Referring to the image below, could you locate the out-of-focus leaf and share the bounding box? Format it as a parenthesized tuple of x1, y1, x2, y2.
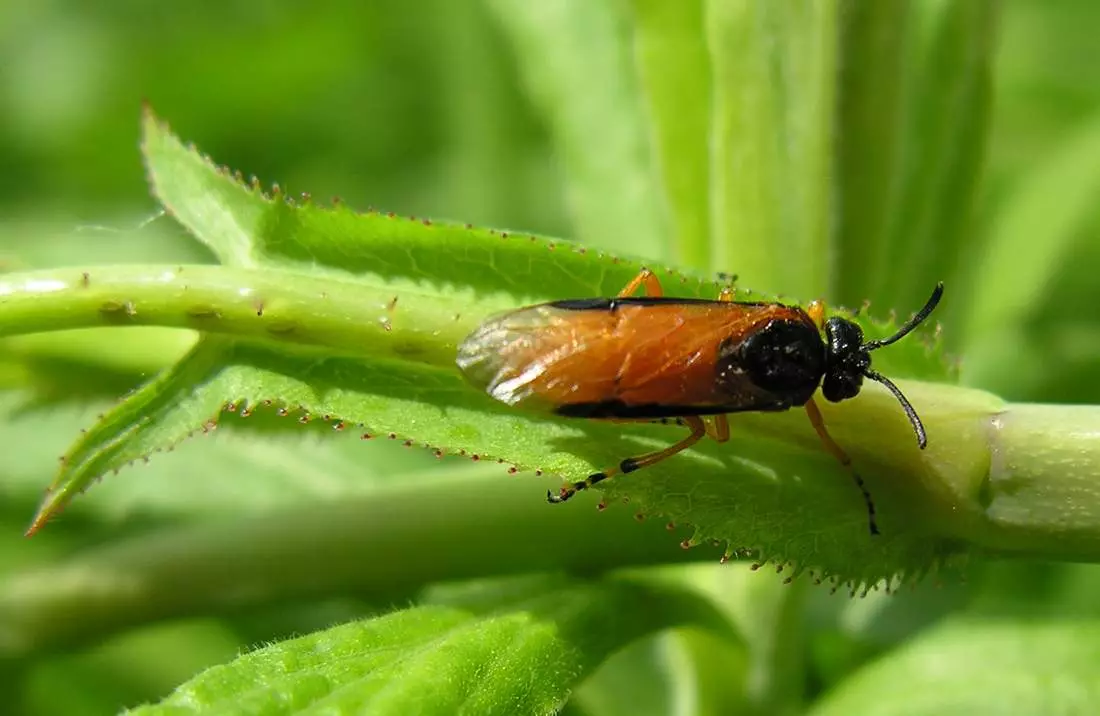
(627, 0, 710, 270)
(833, 1, 909, 306)
(25, 620, 240, 716)
(962, 114, 1100, 395)
(810, 617, 1100, 716)
(563, 635, 678, 716)
(706, 0, 838, 298)
(483, 0, 669, 259)
(875, 0, 996, 313)
(1, 328, 195, 397)
(0, 214, 212, 269)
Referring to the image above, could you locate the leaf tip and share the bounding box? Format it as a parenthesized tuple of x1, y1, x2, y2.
(140, 101, 169, 144)
(25, 491, 64, 537)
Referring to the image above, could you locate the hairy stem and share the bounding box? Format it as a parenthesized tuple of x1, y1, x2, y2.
(0, 265, 471, 368)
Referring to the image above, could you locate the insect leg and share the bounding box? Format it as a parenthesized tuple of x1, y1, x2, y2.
(707, 414, 730, 442)
(715, 269, 739, 301)
(806, 300, 826, 329)
(617, 268, 664, 298)
(803, 398, 879, 536)
(547, 416, 707, 504)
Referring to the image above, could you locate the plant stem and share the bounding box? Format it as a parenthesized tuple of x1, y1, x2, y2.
(0, 472, 717, 660)
(0, 265, 469, 369)
(980, 403, 1100, 557)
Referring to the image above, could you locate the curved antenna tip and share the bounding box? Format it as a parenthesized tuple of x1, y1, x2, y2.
(864, 283, 945, 351)
(864, 369, 927, 449)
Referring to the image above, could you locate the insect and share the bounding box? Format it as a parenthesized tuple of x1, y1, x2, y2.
(456, 269, 944, 535)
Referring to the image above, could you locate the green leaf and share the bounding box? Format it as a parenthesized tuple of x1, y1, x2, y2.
(0, 212, 213, 270)
(0, 388, 450, 527)
(706, 0, 838, 297)
(707, 567, 808, 714)
(833, 1, 909, 307)
(627, 0, 711, 270)
(142, 107, 679, 301)
(874, 0, 997, 312)
(142, 107, 259, 269)
(481, 0, 670, 260)
(810, 617, 1100, 716)
(962, 113, 1100, 393)
(568, 635, 682, 716)
(28, 336, 971, 587)
(127, 579, 730, 716)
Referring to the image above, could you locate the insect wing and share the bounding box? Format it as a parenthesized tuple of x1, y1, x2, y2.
(457, 300, 805, 416)
(456, 304, 578, 408)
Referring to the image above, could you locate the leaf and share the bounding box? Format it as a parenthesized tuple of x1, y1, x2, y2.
(568, 635, 683, 716)
(127, 579, 731, 716)
(0, 212, 213, 270)
(627, 0, 711, 270)
(962, 113, 1100, 393)
(482, 0, 670, 260)
(809, 617, 1100, 716)
(0, 388, 453, 527)
(706, 567, 808, 714)
(24, 336, 465, 529)
(833, 1, 910, 307)
(873, 0, 997, 313)
(30, 334, 975, 588)
(142, 107, 682, 302)
(706, 0, 838, 298)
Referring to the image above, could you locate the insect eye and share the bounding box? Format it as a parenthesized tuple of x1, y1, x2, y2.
(822, 372, 863, 402)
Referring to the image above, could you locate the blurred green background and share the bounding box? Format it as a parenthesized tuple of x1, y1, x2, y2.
(4, 1, 1100, 714)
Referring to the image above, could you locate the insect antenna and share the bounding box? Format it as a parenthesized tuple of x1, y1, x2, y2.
(862, 369, 927, 449)
(857, 282, 943, 449)
(862, 282, 944, 351)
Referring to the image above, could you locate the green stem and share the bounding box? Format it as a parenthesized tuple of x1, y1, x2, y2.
(839, 387, 1100, 558)
(0, 471, 718, 660)
(0, 265, 468, 368)
(979, 404, 1100, 558)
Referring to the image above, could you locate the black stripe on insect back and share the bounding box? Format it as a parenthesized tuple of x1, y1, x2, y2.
(549, 296, 771, 311)
(555, 400, 789, 419)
